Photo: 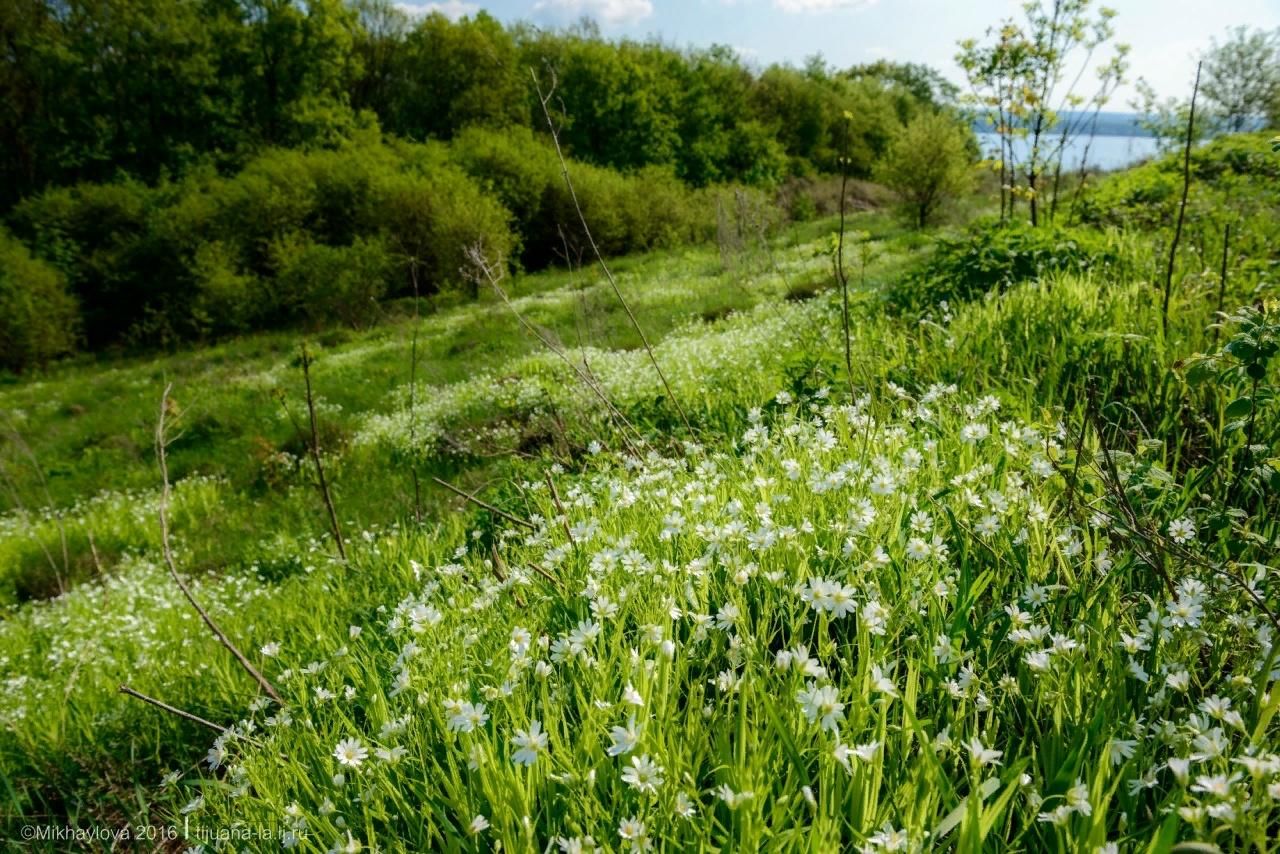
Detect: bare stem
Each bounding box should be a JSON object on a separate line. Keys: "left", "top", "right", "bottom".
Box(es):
{"left": 1162, "top": 60, "right": 1201, "bottom": 339}
{"left": 466, "top": 244, "right": 645, "bottom": 457}
{"left": 120, "top": 684, "right": 227, "bottom": 734}
{"left": 432, "top": 475, "right": 535, "bottom": 531}
{"left": 155, "top": 386, "right": 283, "bottom": 704}
{"left": 300, "top": 345, "right": 347, "bottom": 561}
{"left": 532, "top": 68, "right": 693, "bottom": 435}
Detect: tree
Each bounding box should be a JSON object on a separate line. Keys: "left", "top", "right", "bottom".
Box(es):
{"left": 1200, "top": 26, "right": 1280, "bottom": 133}
{"left": 388, "top": 10, "right": 525, "bottom": 141}
{"left": 958, "top": 0, "right": 1127, "bottom": 226}
{"left": 875, "top": 111, "right": 976, "bottom": 228}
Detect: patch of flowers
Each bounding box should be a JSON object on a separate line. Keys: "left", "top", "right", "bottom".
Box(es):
{"left": 182, "top": 383, "right": 1280, "bottom": 850}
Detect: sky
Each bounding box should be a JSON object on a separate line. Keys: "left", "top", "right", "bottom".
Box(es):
{"left": 400, "top": 0, "right": 1280, "bottom": 106}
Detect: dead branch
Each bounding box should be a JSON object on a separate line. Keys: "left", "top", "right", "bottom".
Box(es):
{"left": 156, "top": 384, "right": 283, "bottom": 705}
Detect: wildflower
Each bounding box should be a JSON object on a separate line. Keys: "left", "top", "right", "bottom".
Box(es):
{"left": 1191, "top": 774, "right": 1237, "bottom": 798}
{"left": 511, "top": 720, "right": 549, "bottom": 766}
{"left": 966, "top": 736, "right": 1003, "bottom": 767}
{"left": 869, "top": 663, "right": 898, "bottom": 698}
{"left": 1167, "top": 518, "right": 1196, "bottom": 544}
{"left": 621, "top": 754, "right": 665, "bottom": 793}
{"left": 674, "top": 791, "right": 696, "bottom": 818}
{"left": 716, "top": 784, "right": 754, "bottom": 808}
{"left": 608, "top": 716, "right": 640, "bottom": 757}
{"left": 797, "top": 682, "right": 845, "bottom": 733}
{"left": 617, "top": 817, "right": 650, "bottom": 850}
{"left": 447, "top": 700, "right": 489, "bottom": 734}
{"left": 861, "top": 599, "right": 889, "bottom": 635}
{"left": 260, "top": 642, "right": 280, "bottom": 658}
{"left": 865, "top": 823, "right": 910, "bottom": 851}
{"left": 468, "top": 815, "right": 490, "bottom": 835}
{"left": 1066, "top": 779, "right": 1092, "bottom": 816}
{"left": 1109, "top": 739, "right": 1137, "bottom": 766}
{"left": 332, "top": 738, "right": 368, "bottom": 768}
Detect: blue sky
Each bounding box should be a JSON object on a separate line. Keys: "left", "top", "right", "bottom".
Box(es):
{"left": 402, "top": 0, "right": 1280, "bottom": 105}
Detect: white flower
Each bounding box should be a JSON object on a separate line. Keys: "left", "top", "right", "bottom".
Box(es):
{"left": 468, "top": 815, "right": 490, "bottom": 835}
{"left": 332, "top": 738, "right": 368, "bottom": 768}
{"left": 797, "top": 682, "right": 845, "bottom": 733}
{"left": 1167, "top": 517, "right": 1196, "bottom": 544}
{"left": 621, "top": 754, "right": 665, "bottom": 793}
{"left": 966, "top": 736, "right": 1003, "bottom": 767}
{"left": 608, "top": 716, "right": 640, "bottom": 757}
{"left": 511, "top": 720, "right": 549, "bottom": 766}
{"left": 260, "top": 642, "right": 280, "bottom": 658}
{"left": 446, "top": 700, "right": 489, "bottom": 734}
{"left": 617, "top": 817, "right": 649, "bottom": 850}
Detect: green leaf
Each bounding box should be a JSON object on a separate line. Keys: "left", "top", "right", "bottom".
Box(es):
{"left": 1225, "top": 397, "right": 1253, "bottom": 419}
{"left": 1184, "top": 360, "right": 1217, "bottom": 386}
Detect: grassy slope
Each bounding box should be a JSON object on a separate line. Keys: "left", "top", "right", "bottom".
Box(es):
{"left": 3, "top": 135, "right": 1279, "bottom": 851}
{"left": 0, "top": 210, "right": 928, "bottom": 834}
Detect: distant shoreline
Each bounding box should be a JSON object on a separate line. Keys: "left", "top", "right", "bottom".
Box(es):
{"left": 970, "top": 111, "right": 1156, "bottom": 138}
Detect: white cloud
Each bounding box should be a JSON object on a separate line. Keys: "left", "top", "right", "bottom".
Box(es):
{"left": 532, "top": 0, "right": 655, "bottom": 26}
{"left": 395, "top": 1, "right": 480, "bottom": 20}
{"left": 772, "top": 0, "right": 877, "bottom": 12}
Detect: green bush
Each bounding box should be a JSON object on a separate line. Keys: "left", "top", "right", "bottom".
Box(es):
{"left": 0, "top": 230, "right": 80, "bottom": 371}
{"left": 875, "top": 110, "right": 976, "bottom": 228}
{"left": 272, "top": 234, "right": 395, "bottom": 328}
{"left": 374, "top": 164, "right": 515, "bottom": 298}
{"left": 890, "top": 220, "right": 1135, "bottom": 310}
{"left": 1078, "top": 132, "right": 1280, "bottom": 228}
{"left": 450, "top": 127, "right": 712, "bottom": 271}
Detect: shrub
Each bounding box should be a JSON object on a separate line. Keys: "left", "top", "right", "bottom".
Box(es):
{"left": 0, "top": 230, "right": 80, "bottom": 370}
{"left": 374, "top": 164, "right": 515, "bottom": 298}
{"left": 272, "top": 235, "right": 395, "bottom": 328}
{"left": 890, "top": 220, "right": 1135, "bottom": 310}
{"left": 449, "top": 127, "right": 712, "bottom": 271}
{"left": 875, "top": 111, "right": 976, "bottom": 228}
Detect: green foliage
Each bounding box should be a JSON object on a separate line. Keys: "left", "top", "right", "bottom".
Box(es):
{"left": 891, "top": 220, "right": 1134, "bottom": 310}
{"left": 875, "top": 111, "right": 976, "bottom": 227}
{"left": 5, "top": 141, "right": 516, "bottom": 355}
{"left": 1199, "top": 26, "right": 1280, "bottom": 133}
{"left": 0, "top": 230, "right": 78, "bottom": 371}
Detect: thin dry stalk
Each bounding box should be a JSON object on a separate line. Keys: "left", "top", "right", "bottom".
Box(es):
{"left": 406, "top": 260, "right": 425, "bottom": 524}
{"left": 299, "top": 345, "right": 347, "bottom": 561}
{"left": 120, "top": 684, "right": 228, "bottom": 734}
{"left": 532, "top": 68, "right": 693, "bottom": 435}
{"left": 156, "top": 385, "right": 283, "bottom": 705}
{"left": 432, "top": 475, "right": 535, "bottom": 531}
{"left": 466, "top": 244, "right": 646, "bottom": 457}
{"left": 1162, "top": 60, "right": 1202, "bottom": 339}
{"left": 0, "top": 461, "right": 65, "bottom": 594}
{"left": 0, "top": 423, "right": 70, "bottom": 593}
{"left": 835, "top": 120, "right": 854, "bottom": 401}
{"left": 1212, "top": 222, "right": 1232, "bottom": 347}
{"left": 544, "top": 471, "right": 574, "bottom": 547}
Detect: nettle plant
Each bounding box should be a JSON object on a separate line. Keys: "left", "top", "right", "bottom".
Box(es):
{"left": 1184, "top": 304, "right": 1280, "bottom": 515}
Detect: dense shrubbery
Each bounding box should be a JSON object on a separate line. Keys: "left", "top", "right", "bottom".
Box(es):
{"left": 0, "top": 230, "right": 79, "bottom": 371}
{"left": 0, "top": 3, "right": 965, "bottom": 368}
{"left": 8, "top": 141, "right": 513, "bottom": 347}
{"left": 2, "top": 3, "right": 953, "bottom": 208}
{"left": 889, "top": 220, "right": 1137, "bottom": 310}
{"left": 4, "top": 135, "right": 720, "bottom": 355}
{"left": 1077, "top": 132, "right": 1280, "bottom": 229}
{"left": 451, "top": 127, "right": 713, "bottom": 270}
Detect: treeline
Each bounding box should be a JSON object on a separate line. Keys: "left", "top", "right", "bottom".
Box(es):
{"left": 0, "top": 1, "right": 957, "bottom": 369}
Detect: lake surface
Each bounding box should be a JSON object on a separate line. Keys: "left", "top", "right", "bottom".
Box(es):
{"left": 975, "top": 132, "right": 1161, "bottom": 172}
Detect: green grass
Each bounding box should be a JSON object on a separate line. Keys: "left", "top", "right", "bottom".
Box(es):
{"left": 2, "top": 138, "right": 1280, "bottom": 851}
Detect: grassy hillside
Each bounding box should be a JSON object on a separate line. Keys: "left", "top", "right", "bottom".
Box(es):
{"left": 2, "top": 134, "right": 1280, "bottom": 851}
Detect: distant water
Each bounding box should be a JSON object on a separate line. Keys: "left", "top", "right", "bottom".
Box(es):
{"left": 975, "top": 132, "right": 1161, "bottom": 172}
